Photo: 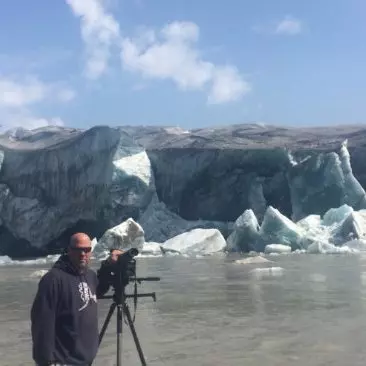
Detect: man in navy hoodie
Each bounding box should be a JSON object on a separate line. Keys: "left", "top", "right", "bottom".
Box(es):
{"left": 31, "top": 232, "right": 100, "bottom": 366}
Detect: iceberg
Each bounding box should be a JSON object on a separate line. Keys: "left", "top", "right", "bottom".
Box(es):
{"left": 161, "top": 228, "right": 226, "bottom": 256}
{"left": 139, "top": 242, "right": 163, "bottom": 256}
{"left": 30, "top": 269, "right": 49, "bottom": 279}
{"left": 307, "top": 242, "right": 358, "bottom": 254}
{"left": 322, "top": 204, "right": 354, "bottom": 226}
{"left": 93, "top": 218, "right": 145, "bottom": 259}
{"left": 225, "top": 209, "right": 260, "bottom": 252}
{"left": 264, "top": 244, "right": 292, "bottom": 254}
{"left": 225, "top": 202, "right": 366, "bottom": 256}
{"left": 259, "top": 206, "right": 305, "bottom": 250}
{"left": 341, "top": 239, "right": 366, "bottom": 251}
{"left": 250, "top": 267, "right": 285, "bottom": 278}
{"left": 334, "top": 210, "right": 366, "bottom": 242}
{"left": 233, "top": 256, "right": 272, "bottom": 264}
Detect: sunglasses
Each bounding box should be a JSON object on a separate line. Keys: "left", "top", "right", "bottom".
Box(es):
{"left": 70, "top": 247, "right": 92, "bottom": 253}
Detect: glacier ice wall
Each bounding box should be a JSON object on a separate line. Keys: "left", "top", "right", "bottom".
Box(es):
{"left": 138, "top": 194, "right": 232, "bottom": 243}
{"left": 288, "top": 140, "right": 366, "bottom": 221}
{"left": 1, "top": 123, "right": 366, "bottom": 257}
{"left": 148, "top": 148, "right": 292, "bottom": 222}
{"left": 0, "top": 126, "right": 155, "bottom": 257}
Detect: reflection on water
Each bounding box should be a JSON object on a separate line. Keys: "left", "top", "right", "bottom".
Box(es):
{"left": 1, "top": 254, "right": 366, "bottom": 365}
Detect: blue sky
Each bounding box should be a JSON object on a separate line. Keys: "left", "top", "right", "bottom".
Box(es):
{"left": 0, "top": 0, "right": 365, "bottom": 130}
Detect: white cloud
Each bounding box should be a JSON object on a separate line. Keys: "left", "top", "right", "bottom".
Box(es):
{"left": 0, "top": 76, "right": 76, "bottom": 108}
{"left": 65, "top": 0, "right": 120, "bottom": 79}
{"left": 209, "top": 66, "right": 251, "bottom": 104}
{"left": 65, "top": 0, "right": 249, "bottom": 104}
{"left": 252, "top": 15, "right": 303, "bottom": 36}
{"left": 0, "top": 75, "right": 73, "bottom": 131}
{"left": 121, "top": 21, "right": 251, "bottom": 104}
{"left": 0, "top": 111, "right": 65, "bottom": 131}
{"left": 0, "top": 77, "right": 46, "bottom": 107}
{"left": 275, "top": 16, "right": 303, "bottom": 35}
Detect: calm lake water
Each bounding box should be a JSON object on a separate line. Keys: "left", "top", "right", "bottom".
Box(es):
{"left": 1, "top": 253, "right": 366, "bottom": 366}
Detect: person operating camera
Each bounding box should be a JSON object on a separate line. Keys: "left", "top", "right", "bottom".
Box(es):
{"left": 31, "top": 238, "right": 136, "bottom": 366}
{"left": 96, "top": 248, "right": 125, "bottom": 298}
{"left": 31, "top": 233, "right": 100, "bottom": 366}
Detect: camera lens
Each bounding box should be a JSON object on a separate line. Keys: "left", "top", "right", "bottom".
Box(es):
{"left": 127, "top": 248, "right": 139, "bottom": 256}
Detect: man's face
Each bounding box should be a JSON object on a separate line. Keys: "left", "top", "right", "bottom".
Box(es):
{"left": 67, "top": 236, "right": 92, "bottom": 270}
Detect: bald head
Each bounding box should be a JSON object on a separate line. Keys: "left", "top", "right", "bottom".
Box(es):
{"left": 69, "top": 232, "right": 92, "bottom": 248}
{"left": 67, "top": 232, "right": 92, "bottom": 270}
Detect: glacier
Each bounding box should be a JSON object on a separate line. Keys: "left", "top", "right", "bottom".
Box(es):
{"left": 2, "top": 123, "right": 366, "bottom": 258}
{"left": 0, "top": 126, "right": 155, "bottom": 257}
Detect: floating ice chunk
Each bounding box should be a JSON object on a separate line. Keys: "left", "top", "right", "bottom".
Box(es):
{"left": 161, "top": 228, "right": 226, "bottom": 256}
{"left": 335, "top": 211, "right": 366, "bottom": 241}
{"left": 297, "top": 214, "right": 322, "bottom": 230}
{"left": 292, "top": 249, "right": 307, "bottom": 254}
{"left": 250, "top": 267, "right": 284, "bottom": 278}
{"left": 233, "top": 256, "right": 272, "bottom": 264}
{"left": 0, "top": 255, "right": 59, "bottom": 266}
{"left": 158, "top": 246, "right": 182, "bottom": 255}
{"left": 259, "top": 206, "right": 304, "bottom": 250}
{"left": 226, "top": 209, "right": 260, "bottom": 252}
{"left": 46, "top": 254, "right": 61, "bottom": 263}
{"left": 307, "top": 242, "right": 338, "bottom": 254}
{"left": 140, "top": 242, "right": 163, "bottom": 256}
{"left": 0, "top": 256, "right": 12, "bottom": 265}
{"left": 307, "top": 241, "right": 358, "bottom": 254}
{"left": 94, "top": 218, "right": 145, "bottom": 259}
{"left": 296, "top": 214, "right": 333, "bottom": 248}
{"left": 30, "top": 269, "right": 48, "bottom": 279}
{"left": 322, "top": 204, "right": 353, "bottom": 226}
{"left": 91, "top": 237, "right": 98, "bottom": 252}
{"left": 264, "top": 244, "right": 292, "bottom": 254}
{"left": 341, "top": 239, "right": 366, "bottom": 251}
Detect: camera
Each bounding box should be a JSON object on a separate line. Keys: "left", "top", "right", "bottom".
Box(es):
{"left": 96, "top": 248, "right": 139, "bottom": 299}
{"left": 113, "top": 248, "right": 139, "bottom": 289}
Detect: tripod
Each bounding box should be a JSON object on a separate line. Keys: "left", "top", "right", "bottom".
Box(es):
{"left": 98, "top": 277, "right": 160, "bottom": 366}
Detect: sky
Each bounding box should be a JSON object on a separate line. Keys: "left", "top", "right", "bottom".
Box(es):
{"left": 0, "top": 0, "right": 365, "bottom": 131}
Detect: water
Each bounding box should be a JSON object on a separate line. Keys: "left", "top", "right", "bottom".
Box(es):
{"left": 2, "top": 253, "right": 366, "bottom": 365}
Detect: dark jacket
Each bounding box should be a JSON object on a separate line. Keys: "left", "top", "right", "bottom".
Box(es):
{"left": 30, "top": 255, "right": 99, "bottom": 366}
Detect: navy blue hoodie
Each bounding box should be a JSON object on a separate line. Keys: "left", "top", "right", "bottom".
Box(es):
{"left": 31, "top": 255, "right": 99, "bottom": 365}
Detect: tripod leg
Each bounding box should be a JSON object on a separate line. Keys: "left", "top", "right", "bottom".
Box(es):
{"left": 122, "top": 302, "right": 147, "bottom": 366}
{"left": 99, "top": 302, "right": 117, "bottom": 345}
{"left": 117, "top": 304, "right": 123, "bottom": 366}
